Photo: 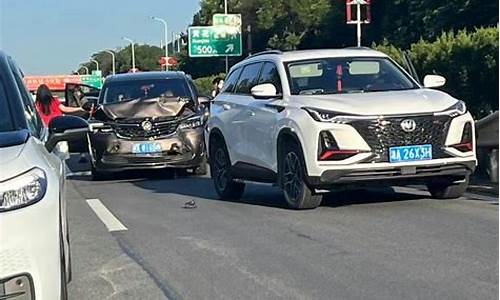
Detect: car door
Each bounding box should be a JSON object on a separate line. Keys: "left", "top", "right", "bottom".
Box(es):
{"left": 218, "top": 62, "right": 263, "bottom": 165}
{"left": 242, "top": 62, "right": 284, "bottom": 171}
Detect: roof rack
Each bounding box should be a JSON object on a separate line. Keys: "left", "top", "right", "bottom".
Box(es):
{"left": 246, "top": 50, "right": 282, "bottom": 59}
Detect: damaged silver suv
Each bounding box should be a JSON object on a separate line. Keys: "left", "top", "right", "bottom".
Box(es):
{"left": 87, "top": 72, "right": 208, "bottom": 180}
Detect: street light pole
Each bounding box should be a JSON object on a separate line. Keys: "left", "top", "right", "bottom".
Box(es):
{"left": 224, "top": 0, "right": 228, "bottom": 73}
{"left": 79, "top": 64, "right": 89, "bottom": 75}
{"left": 104, "top": 50, "right": 116, "bottom": 75}
{"left": 151, "top": 16, "right": 169, "bottom": 71}
{"left": 122, "top": 37, "right": 136, "bottom": 72}
{"left": 90, "top": 59, "right": 99, "bottom": 71}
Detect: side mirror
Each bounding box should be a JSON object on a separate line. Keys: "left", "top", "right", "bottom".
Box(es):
{"left": 198, "top": 96, "right": 213, "bottom": 105}
{"left": 251, "top": 83, "right": 281, "bottom": 99}
{"left": 45, "top": 116, "right": 89, "bottom": 152}
{"left": 423, "top": 75, "right": 446, "bottom": 88}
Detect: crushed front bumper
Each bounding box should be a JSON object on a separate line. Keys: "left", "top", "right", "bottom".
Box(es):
{"left": 89, "top": 128, "right": 205, "bottom": 171}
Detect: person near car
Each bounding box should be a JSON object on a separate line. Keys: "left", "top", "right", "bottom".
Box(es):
{"left": 211, "top": 77, "right": 224, "bottom": 97}
{"left": 35, "top": 84, "right": 85, "bottom": 126}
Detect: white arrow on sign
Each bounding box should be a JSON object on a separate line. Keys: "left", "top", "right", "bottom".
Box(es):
{"left": 225, "top": 44, "right": 234, "bottom": 53}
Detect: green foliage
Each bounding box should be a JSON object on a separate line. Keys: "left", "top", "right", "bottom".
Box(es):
{"left": 374, "top": 27, "right": 499, "bottom": 118}
{"left": 193, "top": 73, "right": 226, "bottom": 96}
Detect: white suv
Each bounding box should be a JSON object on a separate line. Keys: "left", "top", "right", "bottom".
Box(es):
{"left": 206, "top": 49, "right": 476, "bottom": 209}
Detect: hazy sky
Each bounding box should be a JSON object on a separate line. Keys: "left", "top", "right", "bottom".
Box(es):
{"left": 0, "top": 0, "right": 200, "bottom": 74}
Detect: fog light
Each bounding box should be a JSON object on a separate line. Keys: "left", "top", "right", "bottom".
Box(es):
{"left": 318, "top": 131, "right": 365, "bottom": 161}
{"left": 451, "top": 122, "right": 474, "bottom": 152}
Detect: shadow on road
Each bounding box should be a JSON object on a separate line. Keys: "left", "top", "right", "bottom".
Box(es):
{"left": 66, "top": 156, "right": 428, "bottom": 209}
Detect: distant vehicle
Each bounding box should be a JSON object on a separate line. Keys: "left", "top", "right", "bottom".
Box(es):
{"left": 207, "top": 49, "right": 477, "bottom": 209}
{"left": 85, "top": 71, "right": 210, "bottom": 180}
{"left": 0, "top": 51, "right": 89, "bottom": 299}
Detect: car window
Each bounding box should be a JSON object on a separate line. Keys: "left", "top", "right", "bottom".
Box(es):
{"left": 102, "top": 78, "right": 190, "bottom": 104}
{"left": 221, "top": 67, "right": 242, "bottom": 94}
{"left": 8, "top": 58, "right": 43, "bottom": 136}
{"left": 234, "top": 63, "right": 263, "bottom": 95}
{"left": 286, "top": 57, "right": 418, "bottom": 95}
{"left": 258, "top": 62, "right": 282, "bottom": 94}
{"left": 0, "top": 79, "right": 15, "bottom": 133}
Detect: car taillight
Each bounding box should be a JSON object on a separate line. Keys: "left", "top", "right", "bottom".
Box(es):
{"left": 451, "top": 122, "right": 474, "bottom": 152}
{"left": 318, "top": 131, "right": 364, "bottom": 161}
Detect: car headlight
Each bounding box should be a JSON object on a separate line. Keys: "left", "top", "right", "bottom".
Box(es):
{"left": 435, "top": 100, "right": 467, "bottom": 117}
{"left": 178, "top": 115, "right": 204, "bottom": 130}
{"left": 302, "top": 107, "right": 353, "bottom": 124}
{"left": 0, "top": 168, "right": 47, "bottom": 212}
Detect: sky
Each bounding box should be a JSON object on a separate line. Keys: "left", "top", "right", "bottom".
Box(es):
{"left": 0, "top": 0, "right": 201, "bottom": 75}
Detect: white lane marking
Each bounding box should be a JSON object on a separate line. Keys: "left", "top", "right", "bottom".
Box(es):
{"left": 86, "top": 199, "right": 128, "bottom": 232}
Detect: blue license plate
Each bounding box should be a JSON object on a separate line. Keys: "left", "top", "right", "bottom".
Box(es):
{"left": 132, "top": 142, "right": 162, "bottom": 154}
{"left": 389, "top": 144, "right": 432, "bottom": 163}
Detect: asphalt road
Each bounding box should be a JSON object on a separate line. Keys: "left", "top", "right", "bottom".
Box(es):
{"left": 66, "top": 163, "right": 498, "bottom": 300}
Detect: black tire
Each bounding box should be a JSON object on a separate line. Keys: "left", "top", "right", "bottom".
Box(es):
{"left": 210, "top": 137, "right": 245, "bottom": 200}
{"left": 427, "top": 176, "right": 469, "bottom": 199}
{"left": 279, "top": 141, "right": 322, "bottom": 209}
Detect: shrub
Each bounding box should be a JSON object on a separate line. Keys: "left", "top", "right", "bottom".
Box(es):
{"left": 374, "top": 26, "right": 499, "bottom": 118}
{"left": 193, "top": 73, "right": 226, "bottom": 96}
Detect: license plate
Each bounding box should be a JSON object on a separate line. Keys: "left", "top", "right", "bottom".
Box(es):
{"left": 389, "top": 144, "right": 432, "bottom": 163}
{"left": 132, "top": 142, "right": 162, "bottom": 154}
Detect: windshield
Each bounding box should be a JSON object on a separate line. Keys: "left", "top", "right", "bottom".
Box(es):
{"left": 102, "top": 78, "right": 190, "bottom": 104}
{"left": 286, "top": 57, "right": 418, "bottom": 95}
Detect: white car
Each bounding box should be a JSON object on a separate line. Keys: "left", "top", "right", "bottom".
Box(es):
{"left": 0, "top": 52, "right": 88, "bottom": 299}
{"left": 206, "top": 48, "right": 476, "bottom": 209}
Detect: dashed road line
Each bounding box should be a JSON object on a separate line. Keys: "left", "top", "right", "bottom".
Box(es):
{"left": 86, "top": 198, "right": 128, "bottom": 232}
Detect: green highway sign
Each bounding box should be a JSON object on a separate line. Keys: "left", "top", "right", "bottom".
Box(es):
{"left": 213, "top": 13, "right": 242, "bottom": 27}
{"left": 81, "top": 74, "right": 103, "bottom": 89}
{"left": 188, "top": 14, "right": 242, "bottom": 57}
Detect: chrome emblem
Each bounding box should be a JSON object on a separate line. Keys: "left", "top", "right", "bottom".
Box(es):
{"left": 400, "top": 119, "right": 417, "bottom": 132}
{"left": 141, "top": 120, "right": 153, "bottom": 132}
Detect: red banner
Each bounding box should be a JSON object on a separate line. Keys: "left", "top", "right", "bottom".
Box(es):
{"left": 24, "top": 75, "right": 83, "bottom": 92}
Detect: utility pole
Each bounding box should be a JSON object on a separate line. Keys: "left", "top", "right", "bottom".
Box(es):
{"left": 152, "top": 16, "right": 169, "bottom": 71}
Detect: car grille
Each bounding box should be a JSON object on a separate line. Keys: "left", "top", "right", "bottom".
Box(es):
{"left": 349, "top": 115, "right": 452, "bottom": 162}
{"left": 113, "top": 119, "right": 178, "bottom": 140}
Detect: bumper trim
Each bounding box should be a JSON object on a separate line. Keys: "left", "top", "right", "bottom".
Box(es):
{"left": 308, "top": 161, "right": 475, "bottom": 187}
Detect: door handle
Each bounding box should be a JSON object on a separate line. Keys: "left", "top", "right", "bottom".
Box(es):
{"left": 247, "top": 110, "right": 255, "bottom": 117}
{"left": 222, "top": 104, "right": 231, "bottom": 111}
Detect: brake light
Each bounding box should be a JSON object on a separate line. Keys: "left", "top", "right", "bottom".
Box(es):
{"left": 451, "top": 122, "right": 474, "bottom": 152}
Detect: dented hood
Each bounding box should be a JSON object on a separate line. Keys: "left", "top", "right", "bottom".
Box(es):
{"left": 97, "top": 97, "right": 192, "bottom": 121}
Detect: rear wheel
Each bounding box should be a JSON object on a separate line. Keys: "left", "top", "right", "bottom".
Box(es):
{"left": 279, "top": 142, "right": 322, "bottom": 209}
{"left": 210, "top": 137, "right": 245, "bottom": 200}
{"left": 427, "top": 176, "right": 469, "bottom": 199}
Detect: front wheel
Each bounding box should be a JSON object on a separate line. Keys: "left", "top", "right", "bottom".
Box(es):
{"left": 210, "top": 138, "right": 245, "bottom": 200}
{"left": 427, "top": 176, "right": 469, "bottom": 199}
{"left": 279, "top": 143, "right": 322, "bottom": 209}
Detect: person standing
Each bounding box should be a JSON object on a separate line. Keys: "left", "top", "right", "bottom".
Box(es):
{"left": 211, "top": 77, "right": 224, "bottom": 98}
{"left": 34, "top": 84, "right": 85, "bottom": 126}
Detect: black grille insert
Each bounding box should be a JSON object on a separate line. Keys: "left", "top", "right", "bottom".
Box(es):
{"left": 113, "top": 120, "right": 178, "bottom": 140}
{"left": 349, "top": 115, "right": 452, "bottom": 162}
